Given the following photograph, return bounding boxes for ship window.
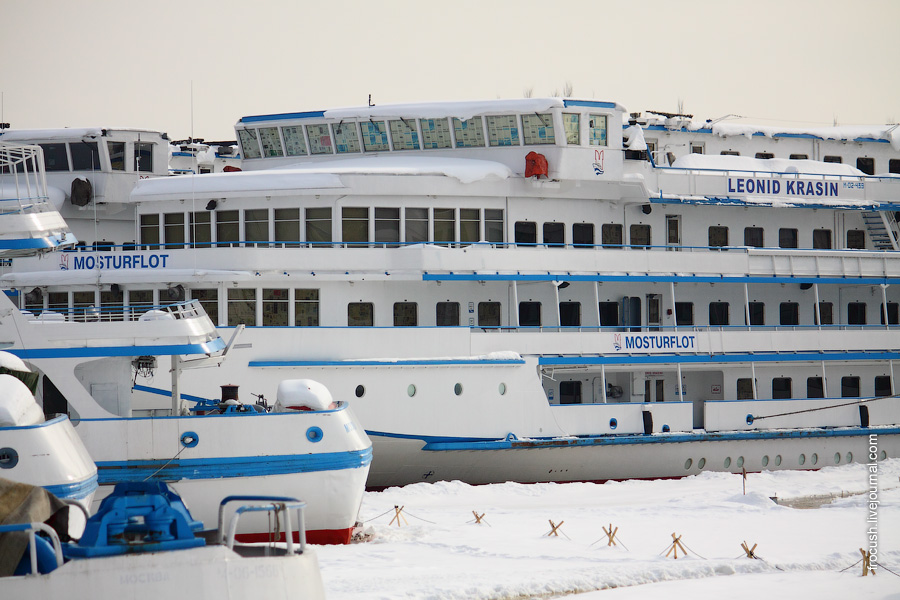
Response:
[420,118,452,149]
[720,150,739,156]
[747,302,765,326]
[389,119,419,151]
[846,229,866,249]
[106,141,127,171]
[478,302,501,327]
[543,222,564,247]
[134,142,153,172]
[342,207,369,247]
[127,290,152,320]
[736,378,754,400]
[563,113,580,145]
[190,212,212,248]
[709,302,729,326]
[281,126,308,156]
[880,302,899,325]
[486,115,520,147]
[588,114,608,146]
[875,375,892,397]
[46,291,68,318]
[164,213,185,249]
[841,376,860,398]
[515,221,537,245]
[789,154,808,160]
[238,129,261,159]
[601,223,623,246]
[815,302,833,325]
[375,207,400,247]
[807,377,824,398]
[360,121,389,152]
[306,208,332,245]
[857,157,875,175]
[295,289,319,326]
[227,288,256,326]
[813,229,832,249]
[630,224,650,248]
[460,209,480,244]
[433,208,456,245]
[823,155,842,164]
[674,302,694,325]
[139,214,160,250]
[405,208,428,243]
[890,159,900,174]
[560,302,581,327]
[40,143,70,171]
[393,302,417,326]
[599,302,619,327]
[72,291,96,322]
[348,302,374,326]
[306,124,333,155]
[778,228,798,249]
[333,122,361,154]
[245,209,269,247]
[522,113,555,145]
[262,288,289,326]
[187,289,216,324]
[690,143,704,154]
[216,210,239,247]
[485,209,504,244]
[71,141,100,170]
[755,152,774,159]
[518,302,541,326]
[274,208,300,246]
[772,377,792,399]
[708,226,728,248]
[436,302,460,326]
[258,127,283,157]
[100,287,124,321]
[559,381,582,405]
[573,223,594,248]
[744,227,764,247]
[779,302,799,326]
[453,116,485,148]
[848,302,867,325]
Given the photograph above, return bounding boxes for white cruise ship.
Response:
[2,99,899,487]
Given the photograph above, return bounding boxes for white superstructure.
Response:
[2,99,899,487]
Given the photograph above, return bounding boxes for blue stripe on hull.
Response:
[7,338,226,360]
[43,474,98,500]
[95,447,373,483]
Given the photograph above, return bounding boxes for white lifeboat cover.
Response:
[0,374,43,427]
[275,379,334,411]
[0,351,30,373]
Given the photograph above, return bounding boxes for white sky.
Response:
[2,0,898,141]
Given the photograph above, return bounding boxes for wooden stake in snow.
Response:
[603,524,619,547]
[546,520,565,537]
[472,511,486,525]
[741,541,758,559]
[860,548,875,576]
[666,533,688,559]
[389,505,408,527]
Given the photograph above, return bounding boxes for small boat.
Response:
[0,480,325,599]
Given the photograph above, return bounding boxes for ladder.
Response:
[861,210,900,251]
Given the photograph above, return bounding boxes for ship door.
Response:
[666,215,681,250]
[622,296,641,332]
[646,294,661,331]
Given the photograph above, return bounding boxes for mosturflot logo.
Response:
[593,149,604,176]
[613,333,622,351]
[59,253,69,270]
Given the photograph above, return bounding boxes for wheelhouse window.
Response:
[393,302,417,326]
[588,114,607,146]
[856,157,875,175]
[601,223,623,246]
[709,302,729,326]
[436,302,460,326]
[807,377,824,398]
[295,289,319,326]
[134,142,153,172]
[813,229,832,249]
[563,114,580,145]
[389,119,419,150]
[778,228,798,249]
[190,212,212,248]
[486,115,519,147]
[846,230,866,249]
[478,302,501,327]
[518,302,541,326]
[708,226,728,248]
[306,124,333,155]
[238,129,261,159]
[453,117,485,148]
[348,302,374,326]
[258,127,283,157]
[630,224,650,248]
[360,121,389,152]
[848,302,867,325]
[282,126,307,156]
[375,207,400,246]
[106,142,125,171]
[227,289,256,326]
[573,223,594,248]
[405,208,428,243]
[841,376,860,398]
[779,302,799,326]
[543,222,564,247]
[274,208,300,246]
[747,302,764,326]
[71,141,99,170]
[522,113,554,145]
[306,208,332,245]
[674,302,694,325]
[560,302,581,326]
[342,207,369,247]
[421,118,451,149]
[333,123,361,153]
[515,221,537,245]
[262,288,289,326]
[216,210,239,247]
[40,143,69,171]
[744,227,764,247]
[772,377,792,399]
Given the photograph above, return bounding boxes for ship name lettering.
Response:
[729,178,838,197]
[624,334,695,350]
[70,254,169,270]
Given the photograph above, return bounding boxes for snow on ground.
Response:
[316,460,900,599]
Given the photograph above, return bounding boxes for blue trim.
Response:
[240,110,326,123]
[0,414,69,432]
[95,447,372,483]
[420,426,900,452]
[563,100,617,109]
[0,236,70,250]
[6,339,226,360]
[422,272,900,285]
[651,194,900,212]
[43,473,98,500]
[540,351,900,366]
[132,384,214,405]
[249,358,525,367]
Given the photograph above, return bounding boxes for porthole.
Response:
[846,452,853,463]
[736,456,744,468]
[609,418,618,430]
[454,383,463,396]
[180,431,199,448]
[306,426,323,443]
[662,424,670,433]
[407,384,416,397]
[774,455,782,466]
[811,453,818,465]
[498,383,507,395]
[0,448,19,469]
[698,458,706,469]
[355,385,365,398]
[799,454,806,465]
[684,458,693,470]
[724,457,732,469]
[762,455,769,467]
[834,452,841,464]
